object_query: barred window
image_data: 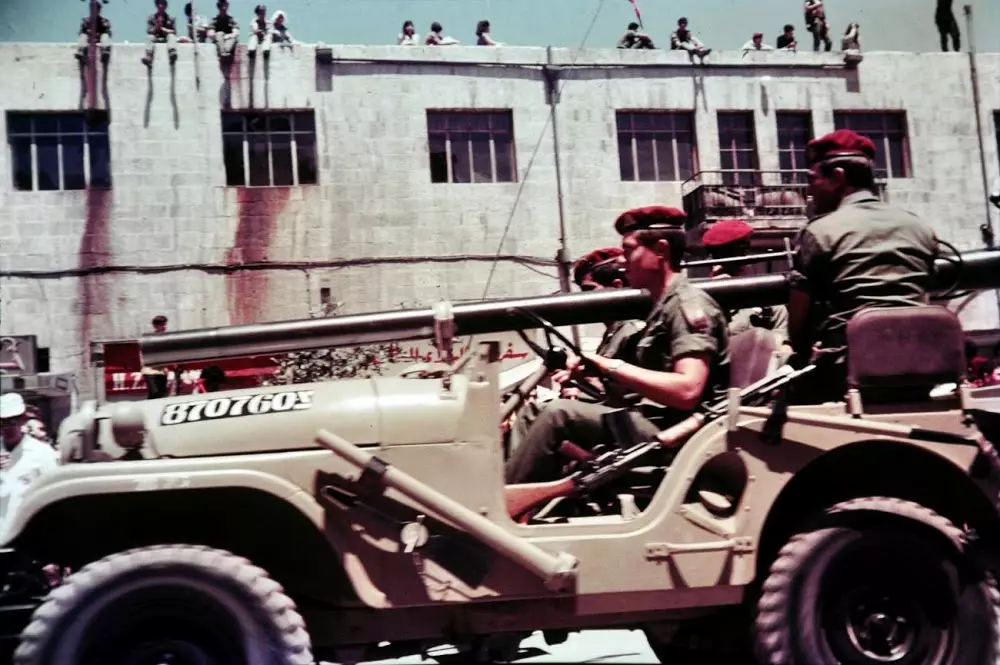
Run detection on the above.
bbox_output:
[776,111,813,185]
[221,110,317,187]
[833,111,911,178]
[616,111,697,182]
[717,111,760,186]
[7,111,111,191]
[427,110,517,184]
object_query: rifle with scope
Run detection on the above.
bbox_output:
[504,364,814,520]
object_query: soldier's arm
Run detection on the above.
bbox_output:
[787,228,827,355]
[583,300,719,411]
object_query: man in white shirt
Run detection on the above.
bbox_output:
[0,393,59,542]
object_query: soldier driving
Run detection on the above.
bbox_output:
[505,206,730,484]
[507,247,642,455]
[787,129,939,403]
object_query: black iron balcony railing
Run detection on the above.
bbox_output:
[681,169,888,225]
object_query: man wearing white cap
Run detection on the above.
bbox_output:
[0,393,59,540]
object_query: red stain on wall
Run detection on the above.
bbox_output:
[77,188,113,346]
[224,187,291,324]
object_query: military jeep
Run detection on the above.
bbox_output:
[3,255,1000,665]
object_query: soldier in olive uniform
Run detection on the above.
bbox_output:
[701,219,790,348]
[507,247,642,455]
[506,206,731,484]
[787,129,939,403]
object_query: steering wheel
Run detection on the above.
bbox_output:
[508,307,609,403]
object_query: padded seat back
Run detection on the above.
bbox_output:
[728,327,780,389]
[846,305,965,403]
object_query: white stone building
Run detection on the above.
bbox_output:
[1,43,1000,403]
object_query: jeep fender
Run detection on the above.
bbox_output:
[1,467,390,608]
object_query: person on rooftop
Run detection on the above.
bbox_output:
[618,22,655,49]
[935,0,961,52]
[742,32,775,55]
[208,0,239,62]
[271,10,295,48]
[776,24,797,50]
[476,20,504,46]
[142,0,178,68]
[398,20,419,46]
[425,22,459,45]
[804,0,832,51]
[247,4,273,59]
[670,17,711,64]
[842,22,861,51]
[75,1,112,66]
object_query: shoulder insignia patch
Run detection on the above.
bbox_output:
[681,296,709,333]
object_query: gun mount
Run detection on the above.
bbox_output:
[141,249,1000,366]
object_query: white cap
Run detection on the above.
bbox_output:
[0,393,26,420]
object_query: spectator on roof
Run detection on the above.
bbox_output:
[476,20,503,46]
[208,0,239,61]
[398,20,419,46]
[142,0,178,69]
[670,17,711,63]
[75,1,112,65]
[181,2,210,43]
[777,24,797,50]
[618,22,655,49]
[742,32,775,55]
[425,22,459,45]
[935,0,961,52]
[247,4,273,59]
[842,22,861,51]
[271,10,294,47]
[804,0,832,51]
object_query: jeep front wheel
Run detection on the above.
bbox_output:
[756,500,1000,665]
[13,545,313,665]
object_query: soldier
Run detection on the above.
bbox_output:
[701,219,790,349]
[787,129,939,403]
[507,247,640,455]
[505,206,731,484]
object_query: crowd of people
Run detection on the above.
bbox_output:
[73,0,965,68]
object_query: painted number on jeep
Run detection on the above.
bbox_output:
[159,389,315,426]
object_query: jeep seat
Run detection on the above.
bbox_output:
[727,327,781,389]
[846,305,966,406]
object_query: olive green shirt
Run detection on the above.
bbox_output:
[627,274,732,406]
[596,319,645,359]
[789,190,938,356]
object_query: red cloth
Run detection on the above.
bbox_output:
[805,129,877,165]
[614,206,687,235]
[702,219,754,247]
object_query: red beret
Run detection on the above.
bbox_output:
[573,247,624,286]
[805,129,877,165]
[702,219,754,247]
[614,206,687,235]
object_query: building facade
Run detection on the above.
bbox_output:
[2,43,1000,398]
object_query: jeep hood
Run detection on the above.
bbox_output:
[87,376,469,458]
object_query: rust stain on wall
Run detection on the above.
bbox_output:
[77,188,113,346]
[224,187,291,324]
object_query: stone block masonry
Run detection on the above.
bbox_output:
[0,43,998,396]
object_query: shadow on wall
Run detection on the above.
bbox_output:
[143,62,180,130]
[77,57,111,113]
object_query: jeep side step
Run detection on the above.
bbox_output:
[315,429,580,592]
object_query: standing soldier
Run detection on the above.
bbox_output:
[142,0,178,68]
[787,129,939,403]
[701,219,790,350]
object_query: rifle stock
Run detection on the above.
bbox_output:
[505,477,577,519]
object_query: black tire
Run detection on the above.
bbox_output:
[13,545,313,665]
[756,498,1000,665]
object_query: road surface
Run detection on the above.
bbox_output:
[363,630,658,664]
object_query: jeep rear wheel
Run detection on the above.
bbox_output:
[13,545,312,665]
[756,501,1000,665]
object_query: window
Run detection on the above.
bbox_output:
[426,110,516,184]
[221,110,317,187]
[7,111,111,191]
[616,111,697,182]
[833,111,911,178]
[717,112,760,186]
[776,112,813,184]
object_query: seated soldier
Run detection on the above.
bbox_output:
[702,219,792,358]
[788,129,939,403]
[505,206,731,485]
[507,246,643,456]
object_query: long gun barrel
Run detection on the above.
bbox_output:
[140,249,1000,366]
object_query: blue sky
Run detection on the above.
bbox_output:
[1,0,998,53]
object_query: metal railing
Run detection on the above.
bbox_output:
[681,169,887,224]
